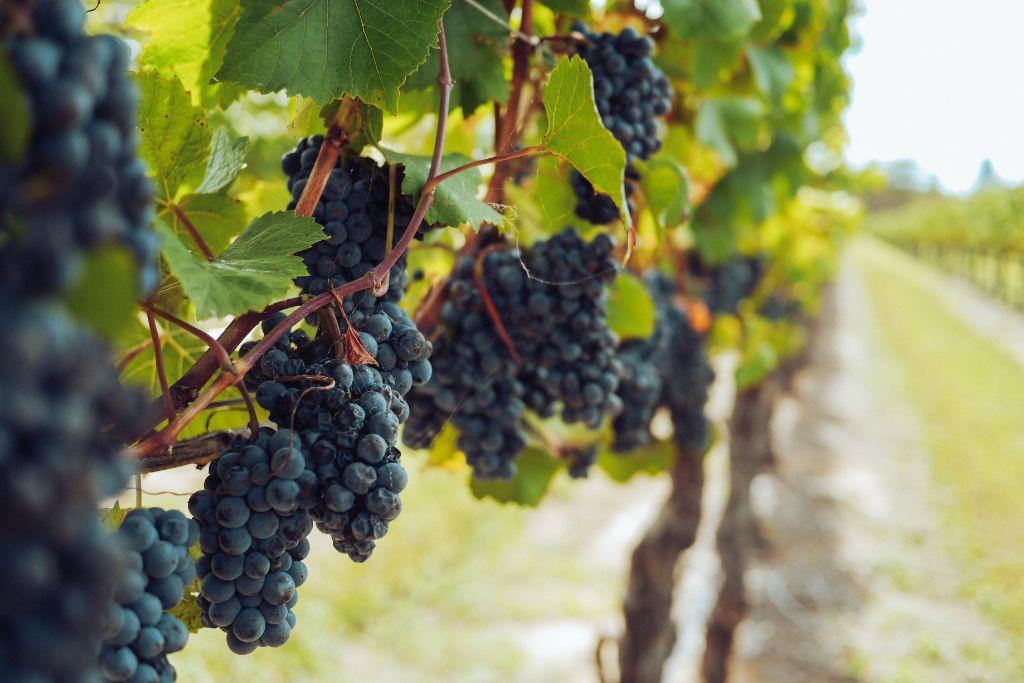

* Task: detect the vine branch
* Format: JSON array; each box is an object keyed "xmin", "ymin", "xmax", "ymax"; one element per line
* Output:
[{"xmin": 293, "ymin": 98, "xmax": 362, "ymax": 217}]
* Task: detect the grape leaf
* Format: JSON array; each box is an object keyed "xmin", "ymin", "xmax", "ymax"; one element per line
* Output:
[
  {"xmin": 536, "ymin": 0, "xmax": 589, "ymax": 16},
  {"xmin": 101, "ymin": 502, "xmax": 127, "ymax": 532},
  {"xmin": 155, "ymin": 212, "xmax": 323, "ymax": 318},
  {"xmin": 195, "ymin": 126, "xmax": 249, "ymax": 194},
  {"xmin": 135, "ymin": 70, "xmax": 212, "ymax": 200},
  {"xmin": 606, "ymin": 271, "xmax": 657, "ymax": 341},
  {"xmin": 747, "ymin": 44, "xmax": 795, "ymax": 103},
  {"xmin": 694, "ymin": 97, "xmax": 764, "ymax": 168},
  {"xmin": 383, "ymin": 150, "xmax": 503, "ymax": 229},
  {"xmin": 64, "ymin": 248, "xmax": 140, "ymax": 342},
  {"xmin": 637, "ymin": 158, "xmax": 690, "ymax": 231},
  {"xmin": 159, "ymin": 192, "xmax": 247, "ymax": 257},
  {"xmin": 405, "ymin": 0, "xmax": 510, "ymax": 113},
  {"xmin": 470, "ymin": 448, "xmax": 561, "ymax": 507},
  {"xmin": 0, "ymin": 52, "xmax": 29, "ymax": 163},
  {"xmin": 597, "ymin": 440, "xmax": 675, "ymax": 482},
  {"xmin": 126, "ymin": 0, "xmax": 241, "ymax": 105},
  {"xmin": 661, "ymin": 0, "xmax": 762, "ymax": 42},
  {"xmin": 533, "ymin": 157, "xmax": 577, "ymax": 232},
  {"xmin": 540, "ymin": 56, "xmax": 628, "ymax": 223},
  {"xmin": 216, "ymin": 0, "xmax": 450, "ymax": 110},
  {"xmin": 169, "ymin": 577, "xmax": 204, "ymax": 633}
]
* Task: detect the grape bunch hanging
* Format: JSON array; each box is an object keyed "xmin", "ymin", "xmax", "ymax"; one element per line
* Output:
[
  {"xmin": 0, "ymin": 1, "xmax": 159, "ymax": 679},
  {"xmin": 404, "ymin": 229, "xmax": 621, "ymax": 479},
  {"xmin": 569, "ymin": 23, "xmax": 673, "ymax": 224},
  {"xmin": 1, "ymin": 0, "xmax": 158, "ymax": 296}
]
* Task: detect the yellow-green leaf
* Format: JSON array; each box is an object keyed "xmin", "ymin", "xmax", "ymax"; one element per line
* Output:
[{"xmin": 540, "ymin": 56, "xmax": 629, "ymax": 224}]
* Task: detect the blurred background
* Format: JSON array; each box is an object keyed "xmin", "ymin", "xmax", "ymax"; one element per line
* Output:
[{"xmin": 96, "ymin": 0, "xmax": 1024, "ymax": 680}]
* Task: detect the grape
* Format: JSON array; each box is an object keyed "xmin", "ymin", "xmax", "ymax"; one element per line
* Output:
[
  {"xmin": 100, "ymin": 508, "xmax": 199, "ymax": 682},
  {"xmin": 0, "ymin": 304, "xmax": 141, "ymax": 681},
  {"xmin": 404, "ymin": 228, "xmax": 620, "ymax": 478},
  {"xmin": 1, "ymin": 0, "xmax": 158, "ymax": 297},
  {"xmin": 568, "ymin": 24, "xmax": 672, "ymax": 224},
  {"xmin": 695, "ymin": 256, "xmax": 765, "ymax": 314},
  {"xmin": 609, "ymin": 273, "xmax": 716, "ymax": 461},
  {"xmin": 280, "ymin": 137, "xmax": 440, "ymax": 310},
  {"xmin": 190, "ymin": 431, "xmax": 316, "ymax": 651},
  {"xmin": 572, "ymin": 24, "xmax": 672, "ymax": 161}
]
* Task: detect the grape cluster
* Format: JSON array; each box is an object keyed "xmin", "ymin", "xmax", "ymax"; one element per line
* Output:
[
  {"xmin": 497, "ymin": 230, "xmax": 622, "ymax": 427},
  {"xmin": 404, "ymin": 256, "xmax": 527, "ymax": 479},
  {"xmin": 282, "ymin": 136, "xmax": 436, "ymax": 307},
  {"xmin": 404, "ymin": 229, "xmax": 622, "ymax": 478},
  {"xmin": 698, "ymin": 256, "xmax": 765, "ymax": 314},
  {"xmin": 570, "ymin": 24, "xmax": 672, "ymax": 224},
  {"xmin": 660, "ymin": 307, "xmax": 715, "ymax": 453},
  {"xmin": 0, "ymin": 305, "xmax": 139, "ymax": 681},
  {"xmin": 609, "ymin": 274, "xmax": 715, "ymax": 458},
  {"xmin": 188, "ymin": 430, "xmax": 315, "ymax": 653},
  {"xmin": 1, "ymin": 0, "xmax": 158, "ymax": 296},
  {"xmin": 99, "ymin": 508, "xmax": 198, "ymax": 682},
  {"xmin": 759, "ymin": 294, "xmax": 800, "ymax": 321},
  {"xmin": 242, "ymin": 310, "xmax": 423, "ymax": 561}
]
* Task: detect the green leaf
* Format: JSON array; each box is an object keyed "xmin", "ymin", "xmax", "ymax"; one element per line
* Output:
[
  {"xmin": 159, "ymin": 193, "xmax": 247, "ymax": 257},
  {"xmin": 384, "ymin": 150, "xmax": 503, "ymax": 229},
  {"xmin": 195, "ymin": 127, "xmax": 249, "ymax": 194},
  {"xmin": 536, "ymin": 0, "xmax": 589, "ymax": 16},
  {"xmin": 135, "ymin": 70, "xmax": 211, "ymax": 200},
  {"xmin": 694, "ymin": 97, "xmax": 763, "ymax": 168},
  {"xmin": 126, "ymin": 0, "xmax": 241, "ymax": 105},
  {"xmin": 688, "ymin": 39, "xmax": 745, "ymax": 89},
  {"xmin": 406, "ymin": 0, "xmax": 510, "ymax": 113},
  {"xmin": 101, "ymin": 502, "xmax": 127, "ymax": 532},
  {"xmin": 637, "ymin": 158, "xmax": 690, "ymax": 231},
  {"xmin": 216, "ymin": 0, "xmax": 450, "ymax": 110},
  {"xmin": 747, "ymin": 44, "xmax": 794, "ymax": 103},
  {"xmin": 156, "ymin": 212, "xmax": 323, "ymax": 318},
  {"xmin": 607, "ymin": 271, "xmax": 657, "ymax": 341},
  {"xmin": 540, "ymin": 56, "xmax": 628, "ymax": 223},
  {"xmin": 597, "ymin": 440, "xmax": 676, "ymax": 483},
  {"xmin": 662, "ymin": 0, "xmax": 762, "ymax": 42},
  {"xmin": 64, "ymin": 248, "xmax": 140, "ymax": 342},
  {"xmin": 0, "ymin": 52, "xmax": 30, "ymax": 163},
  {"xmin": 534, "ymin": 157, "xmax": 578, "ymax": 232},
  {"xmin": 169, "ymin": 577, "xmax": 204, "ymax": 633},
  {"xmin": 470, "ymin": 448, "xmax": 561, "ymax": 507}
]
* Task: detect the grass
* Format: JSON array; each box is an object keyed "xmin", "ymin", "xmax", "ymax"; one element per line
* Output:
[{"xmin": 852, "ymin": 237, "xmax": 1024, "ymax": 638}]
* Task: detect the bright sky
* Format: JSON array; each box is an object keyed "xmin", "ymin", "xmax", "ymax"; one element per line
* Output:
[{"xmin": 843, "ymin": 0, "xmax": 1024, "ymax": 192}]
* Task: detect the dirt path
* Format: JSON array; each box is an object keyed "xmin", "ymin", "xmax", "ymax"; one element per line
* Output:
[{"xmin": 719, "ymin": 248, "xmax": 1019, "ymax": 683}]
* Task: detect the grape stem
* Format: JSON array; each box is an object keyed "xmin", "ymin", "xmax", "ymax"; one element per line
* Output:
[
  {"xmin": 142, "ymin": 303, "xmax": 237, "ymax": 375},
  {"xmin": 317, "ymin": 307, "xmax": 346, "ymax": 361},
  {"xmin": 146, "ymin": 310, "xmax": 176, "ymax": 424},
  {"xmin": 235, "ymin": 383, "xmax": 260, "ymax": 441},
  {"xmin": 165, "ymin": 201, "xmax": 215, "ymax": 261},
  {"xmin": 472, "ymin": 243, "xmax": 522, "ymax": 364}
]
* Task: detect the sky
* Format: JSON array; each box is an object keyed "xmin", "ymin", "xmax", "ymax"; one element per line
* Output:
[{"xmin": 843, "ymin": 0, "xmax": 1024, "ymax": 192}]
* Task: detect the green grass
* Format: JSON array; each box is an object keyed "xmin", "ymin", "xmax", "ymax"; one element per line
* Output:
[
  {"xmin": 853, "ymin": 237, "xmax": 1024, "ymax": 637},
  {"xmin": 160, "ymin": 463, "xmax": 628, "ymax": 682}
]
